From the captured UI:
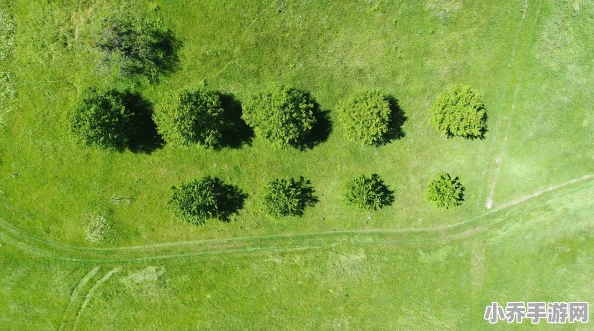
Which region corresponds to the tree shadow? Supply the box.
[148,28,182,81]
[383,96,407,144]
[373,173,395,209]
[122,91,164,154]
[295,177,319,215]
[296,93,333,150]
[217,93,254,149]
[216,181,248,222]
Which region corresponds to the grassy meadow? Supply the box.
[0,0,593,329]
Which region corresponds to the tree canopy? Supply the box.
[68,88,133,150]
[430,85,487,139]
[263,177,318,217]
[339,90,395,146]
[242,85,317,149]
[95,15,180,81]
[154,88,227,148]
[345,174,394,210]
[426,173,465,209]
[168,176,247,225]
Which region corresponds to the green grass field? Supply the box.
[0,0,593,329]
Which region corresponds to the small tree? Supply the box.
[68,88,133,150]
[154,88,226,148]
[345,174,394,210]
[242,85,317,148]
[263,177,318,217]
[430,85,487,139]
[95,15,179,81]
[426,173,464,209]
[168,176,246,225]
[339,90,394,146]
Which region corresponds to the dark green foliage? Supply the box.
[154,88,227,148]
[339,90,397,146]
[430,85,487,139]
[263,177,318,217]
[168,176,247,225]
[95,15,180,81]
[345,174,394,210]
[242,85,317,148]
[426,173,465,209]
[68,88,133,150]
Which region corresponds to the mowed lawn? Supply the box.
[2,176,594,330]
[0,0,591,249]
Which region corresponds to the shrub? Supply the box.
[154,88,227,148]
[345,174,394,210]
[430,85,487,139]
[263,177,318,217]
[95,15,179,81]
[426,173,464,209]
[339,90,394,146]
[242,85,317,148]
[168,176,247,225]
[68,88,133,150]
[84,215,114,243]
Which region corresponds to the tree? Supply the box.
[153,88,227,148]
[345,174,394,210]
[68,88,133,150]
[426,173,464,209]
[430,85,487,139]
[242,85,317,148]
[95,15,180,81]
[168,176,247,225]
[339,90,395,146]
[263,177,318,217]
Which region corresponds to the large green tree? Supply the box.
[242,85,317,148]
[168,176,247,225]
[345,174,394,210]
[154,88,227,148]
[263,177,318,217]
[426,173,465,209]
[339,90,394,146]
[68,88,133,150]
[430,85,487,139]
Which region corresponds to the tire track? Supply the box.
[58,266,100,331]
[484,0,542,210]
[71,268,121,331]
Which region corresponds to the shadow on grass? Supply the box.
[216,181,249,222]
[383,95,407,144]
[123,91,164,154]
[218,93,254,149]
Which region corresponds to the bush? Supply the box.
[430,85,487,139]
[242,85,317,148]
[339,90,395,146]
[168,176,247,225]
[263,177,318,217]
[345,174,394,210]
[426,173,464,209]
[84,215,114,243]
[154,88,227,148]
[95,15,180,81]
[68,88,133,150]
